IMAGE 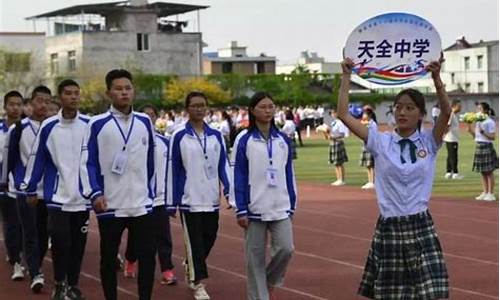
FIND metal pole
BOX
[197,10,200,33]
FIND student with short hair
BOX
[2,85,52,293]
[123,104,177,285]
[0,91,24,281]
[168,91,230,300]
[233,92,296,300]
[22,79,90,300]
[338,57,450,299]
[80,69,157,300]
[468,102,498,201]
[444,100,463,179]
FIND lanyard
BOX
[28,120,39,136]
[193,128,208,159]
[259,131,273,166]
[112,114,135,151]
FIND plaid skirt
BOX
[360,146,375,167]
[358,210,449,300]
[329,139,348,166]
[472,142,499,173]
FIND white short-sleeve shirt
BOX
[475,118,496,143]
[366,126,440,217]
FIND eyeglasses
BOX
[188,104,207,110]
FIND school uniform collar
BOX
[110,105,133,119]
[57,109,80,124]
[185,121,211,137]
[391,129,421,164]
[250,126,280,140]
[390,129,421,144]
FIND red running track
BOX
[0,183,497,299]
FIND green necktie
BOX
[398,138,417,164]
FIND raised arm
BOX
[428,55,451,144]
[336,58,368,142]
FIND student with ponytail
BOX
[337,56,450,299]
[468,102,498,201]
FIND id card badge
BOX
[266,167,278,187]
[111,150,128,175]
[204,161,217,180]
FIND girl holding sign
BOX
[168,92,230,300]
[233,92,296,300]
[337,57,450,300]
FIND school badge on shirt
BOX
[417,149,427,158]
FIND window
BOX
[478,82,484,93]
[256,62,266,74]
[222,62,233,74]
[4,52,30,72]
[137,33,150,51]
[477,55,483,69]
[451,72,455,84]
[50,53,59,75]
[464,83,471,93]
[464,56,470,70]
[68,51,76,71]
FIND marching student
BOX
[168,91,230,300]
[233,92,296,300]
[123,104,177,285]
[2,85,52,293]
[79,69,157,300]
[21,79,90,300]
[0,91,24,281]
[359,109,377,189]
[468,102,498,201]
[338,57,450,299]
[327,108,349,186]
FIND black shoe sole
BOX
[31,282,43,293]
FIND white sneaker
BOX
[475,192,487,200]
[330,180,345,186]
[361,182,375,189]
[483,193,496,201]
[11,262,24,281]
[444,172,452,179]
[193,283,210,300]
[451,173,464,180]
[30,273,44,293]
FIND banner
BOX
[344,12,442,86]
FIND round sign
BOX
[349,104,363,119]
[344,12,442,86]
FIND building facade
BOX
[26,0,207,79]
[203,41,276,75]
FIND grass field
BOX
[293,127,499,200]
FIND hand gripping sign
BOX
[344,12,442,86]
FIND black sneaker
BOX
[51,282,66,300]
[66,286,86,300]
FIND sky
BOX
[1,0,498,64]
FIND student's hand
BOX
[93,196,108,213]
[426,52,445,79]
[237,216,249,229]
[341,58,355,75]
[26,196,38,207]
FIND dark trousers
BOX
[16,196,48,278]
[181,211,219,282]
[295,126,303,146]
[125,205,174,272]
[47,210,89,286]
[98,214,156,300]
[446,142,459,173]
[0,195,22,265]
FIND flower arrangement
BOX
[460,112,488,124]
[155,118,167,133]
